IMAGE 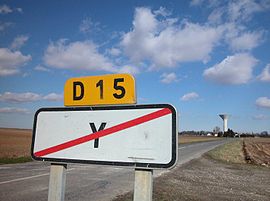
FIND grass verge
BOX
[207,139,246,164]
[0,156,32,165]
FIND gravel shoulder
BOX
[154,155,270,201]
[114,140,270,201]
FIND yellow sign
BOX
[64,74,136,106]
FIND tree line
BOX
[179,129,269,138]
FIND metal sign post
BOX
[134,169,153,201]
[48,163,67,201]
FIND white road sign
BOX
[31,104,178,169]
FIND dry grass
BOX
[0,128,32,158]
[207,139,246,164]
[179,135,221,144]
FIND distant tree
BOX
[217,132,223,137]
[224,128,235,137]
[179,130,212,136]
[260,131,269,137]
[199,130,206,136]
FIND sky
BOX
[0,0,270,133]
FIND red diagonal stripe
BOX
[34,108,172,157]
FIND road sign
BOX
[64,74,136,106]
[31,104,178,169]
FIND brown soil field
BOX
[179,135,221,144]
[0,128,32,158]
[243,138,270,167]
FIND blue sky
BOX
[0,0,269,133]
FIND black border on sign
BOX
[31,104,178,169]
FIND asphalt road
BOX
[0,139,229,201]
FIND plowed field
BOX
[0,128,32,158]
[244,138,270,167]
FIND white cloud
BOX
[0,48,31,76]
[257,64,270,82]
[153,6,171,17]
[203,53,258,84]
[256,97,270,109]
[117,65,139,75]
[229,31,262,51]
[0,5,12,14]
[0,92,63,103]
[199,1,268,52]
[194,0,270,24]
[79,17,100,34]
[43,93,63,101]
[0,92,41,103]
[160,72,178,84]
[208,7,224,24]
[121,7,222,68]
[34,65,51,72]
[190,0,205,6]
[121,7,157,63]
[107,47,121,56]
[43,39,143,74]
[0,4,23,14]
[10,35,29,50]
[16,8,23,13]
[43,39,116,72]
[0,107,30,114]
[213,22,264,53]
[0,21,13,31]
[181,92,199,101]
[227,0,267,23]
[80,20,90,32]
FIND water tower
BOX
[219,114,229,133]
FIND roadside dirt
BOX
[243,138,270,167]
[114,155,270,201]
[114,139,270,201]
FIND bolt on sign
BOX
[31,104,178,169]
[64,74,136,106]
